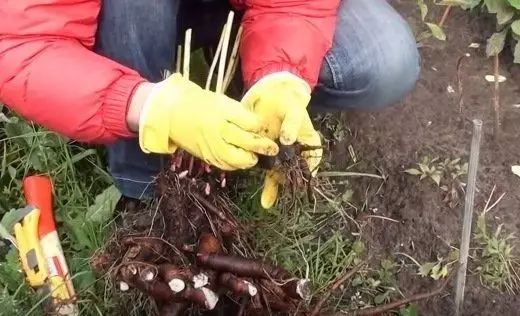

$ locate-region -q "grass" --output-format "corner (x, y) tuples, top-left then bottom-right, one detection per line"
(473, 186), (520, 294)
(0, 105), (128, 315)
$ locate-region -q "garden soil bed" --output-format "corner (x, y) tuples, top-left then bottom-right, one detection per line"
(333, 2), (520, 315)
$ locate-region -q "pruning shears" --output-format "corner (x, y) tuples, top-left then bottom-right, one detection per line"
(7, 175), (78, 315)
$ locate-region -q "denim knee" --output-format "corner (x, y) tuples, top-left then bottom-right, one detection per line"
(311, 0), (420, 111)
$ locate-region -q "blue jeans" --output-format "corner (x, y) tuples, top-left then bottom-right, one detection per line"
(95, 0), (420, 200)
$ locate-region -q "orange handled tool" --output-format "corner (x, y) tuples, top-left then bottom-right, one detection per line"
(23, 175), (55, 240)
(19, 175), (78, 315)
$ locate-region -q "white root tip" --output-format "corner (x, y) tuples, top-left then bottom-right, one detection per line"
(221, 177), (226, 188)
(142, 270), (155, 281)
(128, 265), (137, 275)
(168, 279), (186, 293)
(178, 170), (189, 179)
(201, 287), (219, 310)
(204, 183), (211, 196)
(244, 280), (258, 296)
(193, 273), (209, 288)
(296, 279), (311, 300)
(119, 281), (130, 292)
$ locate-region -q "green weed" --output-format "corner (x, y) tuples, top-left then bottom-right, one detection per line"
(473, 187), (520, 294)
(0, 109), (126, 315)
(452, 0), (520, 62)
(406, 156), (468, 208)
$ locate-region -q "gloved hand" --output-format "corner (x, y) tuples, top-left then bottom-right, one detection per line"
(241, 73), (323, 209)
(138, 73), (279, 171)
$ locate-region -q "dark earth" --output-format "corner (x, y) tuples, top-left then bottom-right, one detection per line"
(332, 2), (520, 315)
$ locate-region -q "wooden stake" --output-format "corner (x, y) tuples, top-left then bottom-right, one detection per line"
(183, 29), (192, 79)
(455, 119), (483, 316)
(216, 12), (234, 94)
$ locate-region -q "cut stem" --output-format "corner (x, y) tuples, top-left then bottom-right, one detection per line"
(176, 45), (182, 74)
(216, 12), (235, 94)
(183, 29), (192, 79)
(206, 25), (226, 90)
(223, 26), (243, 93)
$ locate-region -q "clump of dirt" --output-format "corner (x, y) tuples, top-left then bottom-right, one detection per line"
(91, 150), (312, 316)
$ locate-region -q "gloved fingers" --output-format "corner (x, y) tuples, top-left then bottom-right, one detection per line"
(280, 107), (305, 145)
(222, 123), (279, 157)
(298, 125), (323, 177)
(196, 147), (236, 172)
(212, 141), (260, 170)
(221, 99), (265, 134)
(261, 170), (283, 209)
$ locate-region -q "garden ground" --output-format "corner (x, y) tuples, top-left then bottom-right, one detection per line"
(334, 1), (520, 315)
(1, 1), (520, 316)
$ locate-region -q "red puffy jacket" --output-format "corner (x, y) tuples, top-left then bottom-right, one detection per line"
(0, 0), (339, 144)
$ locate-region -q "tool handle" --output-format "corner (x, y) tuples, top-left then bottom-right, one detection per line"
(22, 175), (56, 239)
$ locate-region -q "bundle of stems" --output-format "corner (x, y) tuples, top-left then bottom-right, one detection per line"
(175, 11), (242, 94)
(169, 11), (243, 186)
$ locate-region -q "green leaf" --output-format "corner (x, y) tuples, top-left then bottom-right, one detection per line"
(85, 185), (121, 224)
(507, 0), (520, 9)
(7, 166), (16, 180)
(65, 218), (93, 250)
(0, 249), (24, 290)
(485, 0), (515, 24)
(426, 23), (447, 41)
(431, 173), (442, 186)
(439, 265), (449, 278)
(374, 292), (388, 305)
(405, 168), (422, 176)
(400, 304), (420, 316)
(417, 0), (428, 21)
(486, 29), (508, 57)
(511, 20), (520, 36)
(419, 262), (437, 277)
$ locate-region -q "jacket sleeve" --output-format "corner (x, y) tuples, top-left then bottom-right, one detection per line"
(230, 0), (340, 89)
(0, 0), (146, 143)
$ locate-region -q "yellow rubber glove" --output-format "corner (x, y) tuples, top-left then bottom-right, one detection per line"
(241, 73), (323, 209)
(138, 73), (279, 171)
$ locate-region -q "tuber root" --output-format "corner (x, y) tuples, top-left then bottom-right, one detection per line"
(157, 264), (195, 293)
(158, 302), (188, 316)
(183, 286), (220, 310)
(192, 272), (209, 288)
(119, 266), (177, 302)
(197, 253), (291, 280)
(219, 273), (258, 297)
(121, 237), (165, 262)
(281, 278), (311, 300)
(197, 233), (221, 254)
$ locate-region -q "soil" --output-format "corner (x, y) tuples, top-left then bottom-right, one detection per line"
(333, 2), (520, 316)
